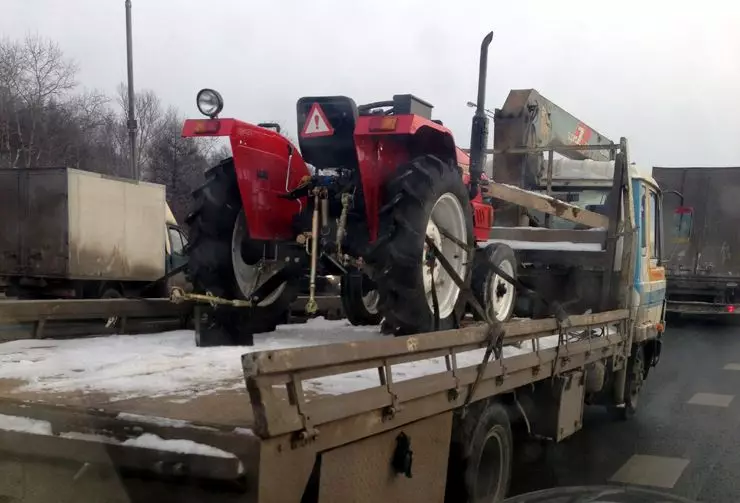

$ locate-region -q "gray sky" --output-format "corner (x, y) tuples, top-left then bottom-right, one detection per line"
(4, 0), (739, 168)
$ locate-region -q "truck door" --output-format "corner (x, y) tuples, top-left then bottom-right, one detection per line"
(166, 225), (189, 291)
(637, 181), (666, 323)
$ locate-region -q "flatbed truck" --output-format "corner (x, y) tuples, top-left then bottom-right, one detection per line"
(0, 137), (667, 502)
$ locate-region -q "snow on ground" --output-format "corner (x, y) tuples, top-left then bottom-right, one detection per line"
(0, 317), (379, 402)
(0, 412), (53, 435)
(0, 315), (573, 402)
(483, 239), (603, 252)
(306, 333), (561, 396)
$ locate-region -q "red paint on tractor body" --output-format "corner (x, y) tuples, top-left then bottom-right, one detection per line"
(182, 118), (310, 240)
(183, 111), (495, 243)
(457, 148), (494, 242)
(353, 114), (459, 241)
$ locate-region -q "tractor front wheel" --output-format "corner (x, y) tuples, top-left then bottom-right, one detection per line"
(369, 155), (474, 335)
(472, 243), (517, 323)
(341, 270), (382, 326)
(186, 159), (299, 346)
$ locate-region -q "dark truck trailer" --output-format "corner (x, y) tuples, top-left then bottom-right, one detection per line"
(653, 166), (740, 315)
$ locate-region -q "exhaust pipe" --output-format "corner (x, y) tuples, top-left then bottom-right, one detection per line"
(468, 31), (494, 199)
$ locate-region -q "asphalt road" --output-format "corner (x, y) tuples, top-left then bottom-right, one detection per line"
(509, 317), (740, 503)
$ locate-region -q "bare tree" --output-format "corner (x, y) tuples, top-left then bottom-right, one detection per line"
(146, 107), (207, 224)
(17, 36), (76, 168)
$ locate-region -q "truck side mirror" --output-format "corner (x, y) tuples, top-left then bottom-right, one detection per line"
(673, 206), (693, 243)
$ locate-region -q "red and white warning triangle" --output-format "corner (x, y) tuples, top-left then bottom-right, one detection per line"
(301, 103), (334, 138)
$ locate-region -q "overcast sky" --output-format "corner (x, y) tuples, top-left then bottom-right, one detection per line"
(3, 0), (739, 169)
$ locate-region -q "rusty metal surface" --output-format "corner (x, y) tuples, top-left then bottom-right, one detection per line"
(0, 168), (167, 283)
(655, 166), (740, 278)
(0, 168), (69, 277)
(0, 171), (21, 275)
(318, 413), (452, 503)
(495, 90), (613, 162)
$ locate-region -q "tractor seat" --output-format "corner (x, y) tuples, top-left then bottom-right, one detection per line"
(296, 96), (358, 171)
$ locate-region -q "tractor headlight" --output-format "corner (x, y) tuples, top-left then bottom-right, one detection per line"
(196, 88), (224, 118)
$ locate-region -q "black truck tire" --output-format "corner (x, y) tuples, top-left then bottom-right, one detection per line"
(447, 401), (514, 503)
(472, 243), (517, 323)
(368, 154), (474, 335)
(100, 286), (122, 329)
(186, 159), (298, 346)
(340, 270), (382, 326)
(610, 344), (646, 420)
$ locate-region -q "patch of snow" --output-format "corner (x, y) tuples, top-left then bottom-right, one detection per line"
(0, 413), (53, 435)
(483, 239), (603, 252)
(122, 433), (237, 459)
(60, 431), (115, 442)
(0, 317), (380, 401)
(116, 412), (216, 431)
(233, 427), (255, 436)
(60, 430), (240, 466)
(303, 335), (562, 396)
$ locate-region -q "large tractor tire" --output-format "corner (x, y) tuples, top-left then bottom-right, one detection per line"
(369, 154), (474, 335)
(472, 243), (517, 323)
(186, 159), (299, 346)
(340, 270), (382, 326)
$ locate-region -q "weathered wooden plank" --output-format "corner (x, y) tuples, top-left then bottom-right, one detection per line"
(487, 183), (609, 228)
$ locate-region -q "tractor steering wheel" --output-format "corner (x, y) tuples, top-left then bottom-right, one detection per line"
(358, 100), (395, 116)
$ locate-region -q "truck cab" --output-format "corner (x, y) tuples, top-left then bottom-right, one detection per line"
(631, 171), (666, 332)
(165, 204), (189, 284)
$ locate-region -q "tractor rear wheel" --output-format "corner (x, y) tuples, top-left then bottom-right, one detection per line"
(186, 159), (299, 346)
(340, 270), (382, 326)
(369, 155), (474, 335)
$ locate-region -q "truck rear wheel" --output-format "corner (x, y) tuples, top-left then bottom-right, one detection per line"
(448, 401), (513, 503)
(472, 243), (517, 323)
(100, 286), (122, 329)
(340, 270), (382, 326)
(186, 159), (298, 346)
(369, 155), (474, 335)
(611, 345), (646, 420)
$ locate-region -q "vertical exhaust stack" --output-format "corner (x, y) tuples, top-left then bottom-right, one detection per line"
(468, 31), (494, 199)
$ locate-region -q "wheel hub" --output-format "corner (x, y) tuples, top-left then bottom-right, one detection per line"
(362, 289), (380, 314)
(490, 259), (515, 322)
(232, 211), (287, 306)
(421, 193), (468, 319)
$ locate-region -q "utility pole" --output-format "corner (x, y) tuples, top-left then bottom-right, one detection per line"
(125, 0), (138, 180)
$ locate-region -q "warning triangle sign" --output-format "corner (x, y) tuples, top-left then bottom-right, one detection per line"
(300, 103), (334, 138)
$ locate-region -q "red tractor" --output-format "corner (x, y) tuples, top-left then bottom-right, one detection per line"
(182, 32), (516, 345)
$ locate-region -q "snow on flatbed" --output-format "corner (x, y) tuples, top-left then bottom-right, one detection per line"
(0, 317), (558, 429)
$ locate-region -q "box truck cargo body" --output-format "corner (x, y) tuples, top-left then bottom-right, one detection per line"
(0, 167), (187, 299)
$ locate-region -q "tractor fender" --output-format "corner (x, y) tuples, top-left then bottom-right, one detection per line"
(183, 118), (310, 240)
